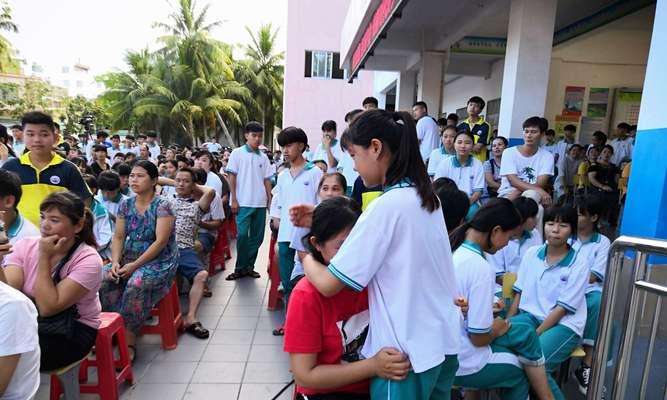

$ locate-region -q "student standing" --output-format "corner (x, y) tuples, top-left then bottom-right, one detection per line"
(311, 120), (344, 173)
(457, 96), (492, 162)
(609, 122), (633, 166)
(225, 122), (273, 280)
(497, 116), (554, 206)
(507, 206), (589, 400)
(299, 109), (461, 400)
(412, 101), (440, 163)
(427, 125), (457, 178)
(571, 198), (611, 395)
(434, 131), (485, 219)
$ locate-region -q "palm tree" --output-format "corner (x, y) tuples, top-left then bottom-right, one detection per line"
(242, 24), (284, 147)
(0, 1), (19, 73)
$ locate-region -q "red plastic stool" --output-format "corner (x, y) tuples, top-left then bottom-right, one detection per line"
(49, 312), (134, 400)
(140, 281), (183, 350)
(267, 235), (283, 311)
(208, 223), (231, 275)
(229, 217), (238, 238)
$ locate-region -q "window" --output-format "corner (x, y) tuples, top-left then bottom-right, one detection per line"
(305, 51), (344, 79)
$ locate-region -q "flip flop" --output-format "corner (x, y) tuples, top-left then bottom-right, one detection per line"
(185, 322), (210, 339)
(272, 325), (285, 336)
(226, 271), (245, 281)
(203, 287), (213, 297)
(245, 270), (261, 279)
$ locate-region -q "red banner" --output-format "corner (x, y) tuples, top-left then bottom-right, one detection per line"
(350, 0), (399, 74)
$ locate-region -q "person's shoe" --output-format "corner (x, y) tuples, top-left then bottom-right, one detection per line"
(573, 364), (590, 395)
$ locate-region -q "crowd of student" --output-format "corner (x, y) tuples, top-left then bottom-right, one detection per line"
(0, 91), (633, 400)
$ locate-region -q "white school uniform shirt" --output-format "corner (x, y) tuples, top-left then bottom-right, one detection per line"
(513, 244), (589, 336)
(95, 192), (129, 221)
(268, 186), (281, 218)
(488, 228), (543, 294)
(498, 146), (554, 197)
(338, 150), (359, 189)
(275, 163), (323, 243)
(416, 116), (440, 162)
(609, 137), (633, 165)
(452, 241), (496, 376)
(107, 145), (123, 160)
(147, 143), (161, 161)
(433, 155), (485, 197)
(205, 171), (223, 196)
(225, 144), (272, 208)
(427, 147), (455, 177)
(328, 184), (460, 373)
(198, 192), (225, 235)
(0, 282), (41, 400)
(310, 140), (344, 173)
(6, 213), (40, 245)
(289, 225), (309, 280)
(570, 232), (611, 294)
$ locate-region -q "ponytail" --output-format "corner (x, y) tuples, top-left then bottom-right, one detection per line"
(449, 221), (473, 252)
(79, 208), (98, 248)
(447, 198), (522, 252)
(344, 109), (438, 212)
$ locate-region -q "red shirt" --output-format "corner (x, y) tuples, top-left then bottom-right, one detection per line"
(284, 277), (369, 395)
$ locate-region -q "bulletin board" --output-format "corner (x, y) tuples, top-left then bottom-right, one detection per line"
(610, 88), (642, 128)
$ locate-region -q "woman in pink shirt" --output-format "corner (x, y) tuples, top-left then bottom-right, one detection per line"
(2, 191), (102, 371)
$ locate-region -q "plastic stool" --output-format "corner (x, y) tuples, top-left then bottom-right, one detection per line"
(209, 223), (231, 275)
(48, 353), (90, 400)
(140, 281), (183, 350)
(267, 235), (283, 311)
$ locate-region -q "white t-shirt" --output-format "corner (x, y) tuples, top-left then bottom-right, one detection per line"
(427, 148), (454, 177)
(327, 185), (460, 373)
(206, 142), (222, 153)
(498, 146), (554, 197)
(338, 150), (358, 189)
(275, 164), (323, 242)
(0, 282), (41, 400)
(198, 192), (225, 235)
(488, 228), (543, 293)
(452, 241), (495, 376)
(310, 140), (344, 173)
(513, 244), (588, 336)
(416, 116), (440, 162)
(7, 214), (40, 245)
(225, 145), (272, 208)
(434, 156), (485, 197)
(609, 137), (633, 165)
(205, 171), (224, 197)
(570, 233), (611, 294)
(147, 143), (161, 161)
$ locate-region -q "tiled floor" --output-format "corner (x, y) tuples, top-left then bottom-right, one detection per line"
(36, 232), (294, 400)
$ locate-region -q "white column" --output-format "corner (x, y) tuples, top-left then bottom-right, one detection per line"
(396, 70), (416, 112)
(417, 52), (446, 117)
(497, 0), (557, 143)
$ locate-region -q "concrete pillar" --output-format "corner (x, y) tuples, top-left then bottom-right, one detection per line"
(417, 52), (446, 117)
(497, 0), (557, 145)
(397, 70), (416, 112)
(621, 1), (667, 240)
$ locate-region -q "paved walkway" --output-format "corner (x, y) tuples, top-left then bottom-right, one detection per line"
(36, 231), (294, 400)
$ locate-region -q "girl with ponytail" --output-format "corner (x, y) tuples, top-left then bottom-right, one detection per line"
(299, 109), (462, 398)
(448, 198), (554, 399)
(2, 191), (103, 372)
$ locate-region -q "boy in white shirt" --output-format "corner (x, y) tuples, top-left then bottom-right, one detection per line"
(0, 170), (40, 244)
(609, 122), (634, 166)
(498, 116), (554, 206)
(95, 171), (128, 223)
(412, 101), (440, 162)
(225, 121), (273, 280)
(310, 120), (344, 173)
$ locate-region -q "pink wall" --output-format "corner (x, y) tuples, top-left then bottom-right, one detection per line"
(283, 0), (375, 149)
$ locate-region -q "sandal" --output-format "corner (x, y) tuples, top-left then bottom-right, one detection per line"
(245, 270), (261, 279)
(203, 287), (213, 297)
(185, 322), (210, 339)
(225, 271), (245, 281)
(272, 325), (285, 336)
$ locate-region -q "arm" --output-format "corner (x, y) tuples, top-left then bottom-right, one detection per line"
(264, 179), (272, 209)
(111, 217), (126, 266)
(302, 254), (346, 297)
(0, 354), (20, 396)
(536, 306), (567, 335)
(506, 174), (551, 205)
(470, 191), (481, 203)
(485, 171), (500, 190)
(469, 317), (511, 347)
(507, 293), (521, 318)
(196, 186), (215, 213)
(121, 215), (174, 274)
(32, 255), (90, 317)
(325, 147), (338, 169)
(587, 172), (611, 191)
(227, 173), (238, 213)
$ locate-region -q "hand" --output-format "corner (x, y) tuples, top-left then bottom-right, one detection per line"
(38, 235), (69, 258)
(473, 143), (484, 153)
(231, 198), (239, 214)
(110, 262), (121, 281)
(289, 203), (315, 228)
(322, 134), (332, 149)
(492, 297), (505, 313)
(537, 188), (552, 206)
(492, 317), (511, 337)
(0, 243), (12, 259)
(603, 185), (613, 192)
(118, 262), (137, 279)
(455, 296), (469, 318)
(0, 142), (8, 159)
(194, 240), (204, 254)
(372, 347), (410, 380)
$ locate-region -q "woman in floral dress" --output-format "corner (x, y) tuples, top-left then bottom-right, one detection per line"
(99, 160), (178, 361)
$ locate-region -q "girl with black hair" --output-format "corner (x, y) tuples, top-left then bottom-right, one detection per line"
(285, 197), (410, 399)
(434, 131), (485, 219)
(299, 109), (461, 399)
(448, 198), (554, 399)
(570, 197), (611, 394)
(507, 205), (589, 400)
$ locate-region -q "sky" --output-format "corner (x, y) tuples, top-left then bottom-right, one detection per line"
(6, 0), (287, 78)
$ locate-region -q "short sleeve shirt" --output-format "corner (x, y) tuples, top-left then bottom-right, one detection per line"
(427, 148), (455, 177)
(311, 140), (344, 173)
(2, 237), (103, 329)
(225, 145), (272, 207)
(417, 116), (440, 162)
(169, 195), (202, 248)
(570, 233), (611, 293)
(434, 156), (485, 196)
(327, 185), (461, 373)
(498, 146), (554, 197)
(275, 164), (323, 242)
(7, 213), (40, 245)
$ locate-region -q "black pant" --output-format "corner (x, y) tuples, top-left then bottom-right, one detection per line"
(297, 393), (370, 400)
(39, 321), (97, 371)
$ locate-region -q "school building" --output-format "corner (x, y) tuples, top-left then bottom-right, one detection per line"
(335, 0), (665, 241)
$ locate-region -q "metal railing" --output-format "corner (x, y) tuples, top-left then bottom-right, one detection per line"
(589, 235), (667, 400)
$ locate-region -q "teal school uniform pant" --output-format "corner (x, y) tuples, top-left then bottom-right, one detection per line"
(371, 355), (458, 400)
(277, 242), (296, 305)
(582, 290), (601, 346)
(454, 346), (529, 400)
(234, 207), (266, 273)
(509, 312), (580, 400)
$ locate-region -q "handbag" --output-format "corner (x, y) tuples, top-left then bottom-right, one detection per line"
(36, 240), (82, 340)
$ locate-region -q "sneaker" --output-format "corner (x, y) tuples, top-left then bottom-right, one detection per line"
(573, 364), (590, 395)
